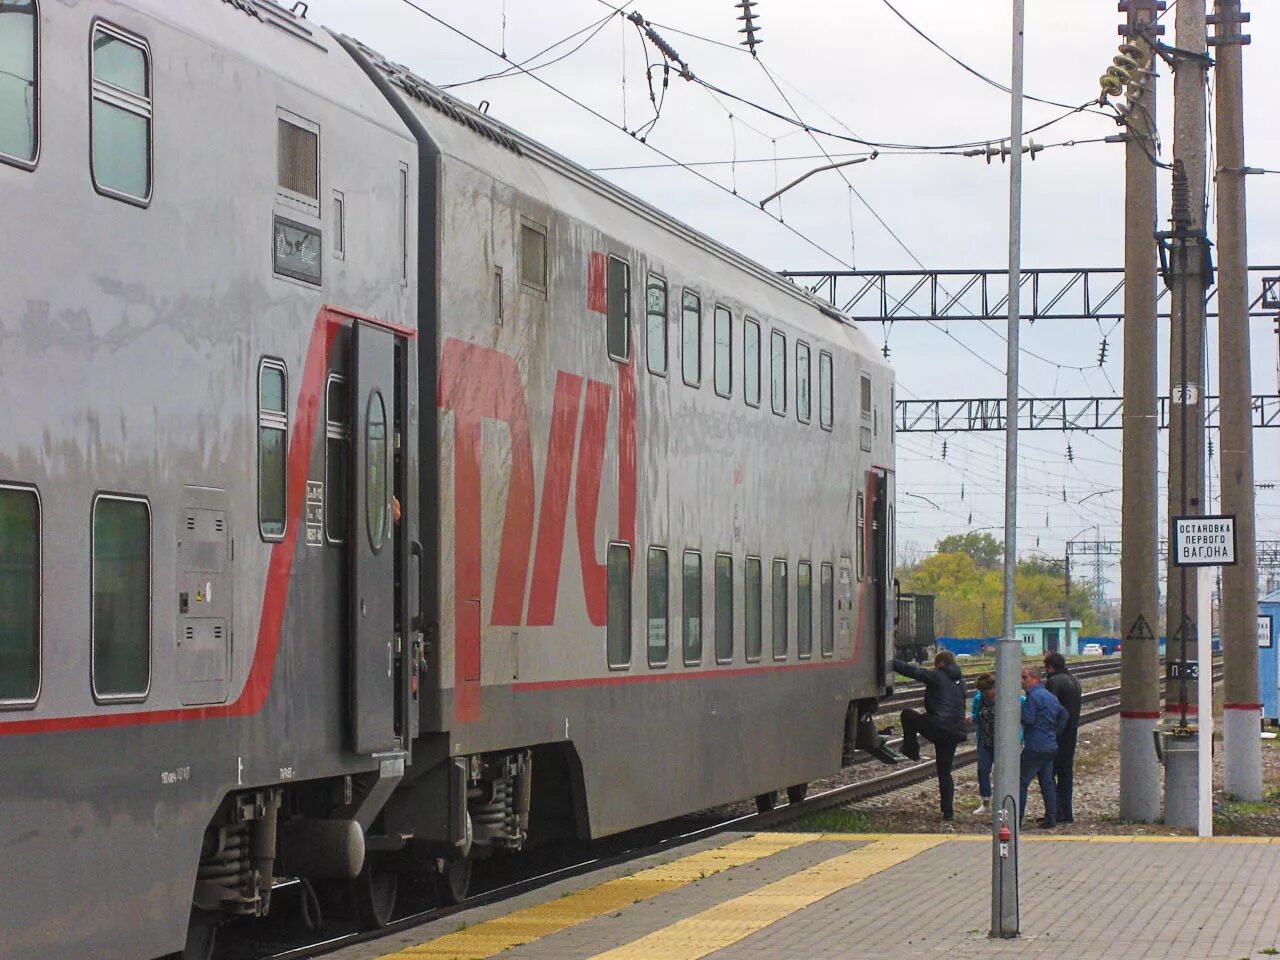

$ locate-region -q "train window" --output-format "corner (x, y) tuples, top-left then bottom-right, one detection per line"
(646, 275), (668, 376)
(770, 330), (786, 416)
(332, 190), (345, 260)
(713, 305), (732, 398)
(399, 162), (409, 284)
(90, 24), (152, 204)
(820, 562), (834, 657)
(91, 495), (150, 701)
(0, 486), (39, 705)
(278, 116), (318, 201)
(819, 351), (833, 431)
(771, 558), (788, 660)
(607, 542), (631, 669)
(682, 550), (702, 665)
(797, 561), (813, 659)
(796, 342), (811, 424)
(861, 374), (872, 419)
(258, 359), (288, 541)
(714, 553), (733, 663)
(681, 290), (701, 387)
(365, 391), (389, 553)
(520, 221), (547, 293)
(856, 493), (866, 581)
(647, 547), (668, 667)
(607, 256), (630, 363)
(745, 556), (762, 662)
(325, 375), (349, 544)
(744, 318), (761, 408)
(0, 0), (38, 168)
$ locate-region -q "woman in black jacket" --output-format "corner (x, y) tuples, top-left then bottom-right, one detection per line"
(893, 650), (968, 821)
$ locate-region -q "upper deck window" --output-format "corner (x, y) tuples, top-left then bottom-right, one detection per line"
(796, 342), (811, 424)
(646, 275), (668, 376)
(744, 318), (761, 407)
(714, 305), (732, 398)
(682, 290), (701, 387)
(520, 221), (547, 293)
(91, 23), (151, 203)
(770, 330), (787, 416)
(0, 0), (38, 168)
(607, 256), (630, 363)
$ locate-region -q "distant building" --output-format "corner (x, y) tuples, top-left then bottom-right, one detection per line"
(1014, 619), (1082, 656)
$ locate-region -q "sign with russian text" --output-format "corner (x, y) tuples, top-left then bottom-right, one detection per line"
(1259, 614), (1273, 649)
(1171, 515), (1237, 567)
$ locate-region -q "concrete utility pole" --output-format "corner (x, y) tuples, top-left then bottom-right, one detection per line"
(992, 0), (1024, 939)
(1119, 0), (1164, 824)
(1212, 0), (1262, 801)
(1063, 551), (1071, 654)
(1163, 0), (1211, 830)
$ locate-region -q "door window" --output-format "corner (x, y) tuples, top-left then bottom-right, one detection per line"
(366, 390), (388, 552)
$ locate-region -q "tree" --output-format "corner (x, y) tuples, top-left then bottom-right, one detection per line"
(934, 532), (1003, 569)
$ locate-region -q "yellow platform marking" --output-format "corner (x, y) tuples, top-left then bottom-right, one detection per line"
(587, 834), (946, 960)
(379, 833), (816, 959)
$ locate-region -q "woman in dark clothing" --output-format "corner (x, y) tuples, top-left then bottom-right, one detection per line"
(892, 650), (967, 821)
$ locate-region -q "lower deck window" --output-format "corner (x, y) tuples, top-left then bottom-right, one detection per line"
(0, 486), (39, 703)
(715, 553), (733, 663)
(772, 559), (788, 659)
(683, 550), (702, 664)
(745, 556), (762, 662)
(820, 562), (835, 656)
(797, 561), (813, 658)
(607, 543), (631, 668)
(647, 547), (669, 666)
(92, 496), (150, 700)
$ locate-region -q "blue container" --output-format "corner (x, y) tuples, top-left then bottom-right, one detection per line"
(1259, 593), (1280, 722)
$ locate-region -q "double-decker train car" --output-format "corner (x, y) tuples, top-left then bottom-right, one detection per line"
(0, 2), (896, 958)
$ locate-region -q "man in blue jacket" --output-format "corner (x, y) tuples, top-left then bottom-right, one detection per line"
(893, 650), (967, 821)
(1019, 667), (1068, 828)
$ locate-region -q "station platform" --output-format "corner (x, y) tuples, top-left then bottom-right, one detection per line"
(330, 832), (1280, 960)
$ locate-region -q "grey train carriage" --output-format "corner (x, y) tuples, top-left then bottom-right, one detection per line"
(0, 2), (897, 958)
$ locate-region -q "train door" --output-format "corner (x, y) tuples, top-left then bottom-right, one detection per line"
(869, 469), (890, 681)
(349, 321), (409, 755)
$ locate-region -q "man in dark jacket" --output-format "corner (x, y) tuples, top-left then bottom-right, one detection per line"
(1043, 652), (1083, 823)
(1019, 668), (1068, 828)
(893, 650), (967, 821)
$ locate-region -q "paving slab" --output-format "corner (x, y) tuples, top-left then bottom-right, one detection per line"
(326, 832), (1280, 960)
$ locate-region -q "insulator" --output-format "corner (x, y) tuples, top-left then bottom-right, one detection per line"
(1113, 53), (1140, 73)
(960, 483), (965, 501)
(941, 440), (948, 460)
(1066, 445), (1074, 463)
(1100, 74), (1124, 97)
(1208, 437), (1215, 457)
(1118, 42), (1149, 68)
(1172, 159), (1191, 228)
(1107, 64), (1133, 84)
(1097, 338), (1109, 366)
(882, 342), (891, 359)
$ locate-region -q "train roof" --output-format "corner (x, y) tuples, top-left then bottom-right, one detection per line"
(337, 34), (880, 357)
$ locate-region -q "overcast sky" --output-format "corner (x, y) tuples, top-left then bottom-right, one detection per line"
(313, 0), (1280, 606)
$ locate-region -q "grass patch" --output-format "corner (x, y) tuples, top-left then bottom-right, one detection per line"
(786, 809), (881, 833)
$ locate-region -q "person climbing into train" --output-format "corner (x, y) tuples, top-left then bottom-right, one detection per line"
(892, 649), (967, 821)
(1043, 651), (1083, 824)
(1019, 667), (1069, 828)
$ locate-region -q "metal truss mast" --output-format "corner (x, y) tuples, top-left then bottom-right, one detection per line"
(783, 266), (1280, 324)
(896, 395), (1280, 432)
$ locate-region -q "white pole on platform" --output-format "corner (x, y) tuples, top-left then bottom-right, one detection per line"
(1197, 565), (1214, 837)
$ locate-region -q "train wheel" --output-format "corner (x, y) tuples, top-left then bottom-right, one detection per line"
(755, 791), (777, 813)
(786, 783), (808, 805)
(352, 856), (399, 930)
(434, 855), (473, 905)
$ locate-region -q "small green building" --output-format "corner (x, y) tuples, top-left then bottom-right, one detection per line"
(1014, 618), (1082, 657)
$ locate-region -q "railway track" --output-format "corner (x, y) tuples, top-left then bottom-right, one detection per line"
(241, 665), (1216, 960)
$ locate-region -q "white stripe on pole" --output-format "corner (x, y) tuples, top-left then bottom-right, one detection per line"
(1197, 565), (1214, 837)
